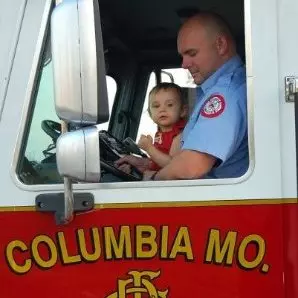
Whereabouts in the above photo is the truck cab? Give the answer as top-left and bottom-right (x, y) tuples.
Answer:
(0, 0), (298, 297)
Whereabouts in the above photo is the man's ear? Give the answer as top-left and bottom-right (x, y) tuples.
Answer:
(215, 35), (228, 56)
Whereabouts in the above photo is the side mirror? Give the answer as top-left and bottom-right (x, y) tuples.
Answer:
(51, 0), (109, 125)
(56, 126), (101, 182)
(49, 0), (107, 224)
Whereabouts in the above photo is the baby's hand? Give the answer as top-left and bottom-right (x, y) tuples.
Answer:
(138, 135), (153, 151)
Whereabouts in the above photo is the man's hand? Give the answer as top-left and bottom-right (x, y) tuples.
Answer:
(138, 135), (153, 152)
(114, 155), (151, 173)
(117, 163), (132, 174)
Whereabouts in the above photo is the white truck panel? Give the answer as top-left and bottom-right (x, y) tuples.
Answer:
(277, 0), (298, 197)
(0, 0), (51, 206)
(0, 0), (26, 119)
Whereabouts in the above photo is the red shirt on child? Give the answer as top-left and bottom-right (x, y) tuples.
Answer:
(149, 119), (186, 171)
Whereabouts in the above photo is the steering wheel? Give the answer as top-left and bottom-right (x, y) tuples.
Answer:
(98, 131), (144, 181)
(41, 120), (61, 142)
(40, 123), (143, 181)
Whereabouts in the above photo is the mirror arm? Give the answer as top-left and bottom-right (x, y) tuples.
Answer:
(62, 176), (74, 224)
(61, 121), (75, 224)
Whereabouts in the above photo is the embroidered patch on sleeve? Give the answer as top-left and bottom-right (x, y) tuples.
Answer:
(200, 94), (226, 118)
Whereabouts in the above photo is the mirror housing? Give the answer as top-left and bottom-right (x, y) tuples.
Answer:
(51, 0), (109, 125)
(56, 126), (101, 182)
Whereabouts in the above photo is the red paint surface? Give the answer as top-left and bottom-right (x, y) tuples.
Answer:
(0, 203), (297, 298)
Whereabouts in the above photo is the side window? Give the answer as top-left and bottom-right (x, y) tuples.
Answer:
(137, 68), (196, 141)
(98, 76), (117, 131)
(136, 72), (157, 141)
(17, 38), (117, 185)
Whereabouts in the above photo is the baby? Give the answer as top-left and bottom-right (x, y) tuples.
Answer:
(138, 82), (188, 171)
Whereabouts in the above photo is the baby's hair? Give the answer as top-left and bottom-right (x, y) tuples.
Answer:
(148, 82), (187, 115)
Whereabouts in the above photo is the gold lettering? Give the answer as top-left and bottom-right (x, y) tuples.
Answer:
(169, 227), (194, 260)
(238, 234), (265, 269)
(160, 226), (169, 258)
(6, 240), (31, 274)
(57, 232), (81, 264)
(205, 229), (237, 265)
(77, 228), (101, 262)
(104, 226), (132, 259)
(136, 225), (157, 258)
(31, 235), (57, 269)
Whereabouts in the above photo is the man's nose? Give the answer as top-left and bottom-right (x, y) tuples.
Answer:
(181, 57), (190, 69)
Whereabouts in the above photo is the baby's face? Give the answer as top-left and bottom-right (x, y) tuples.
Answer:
(149, 89), (183, 132)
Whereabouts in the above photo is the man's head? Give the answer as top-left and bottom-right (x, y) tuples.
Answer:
(177, 12), (236, 85)
(148, 83), (187, 132)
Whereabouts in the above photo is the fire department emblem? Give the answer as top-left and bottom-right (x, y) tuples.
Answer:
(201, 94), (225, 118)
(106, 270), (168, 298)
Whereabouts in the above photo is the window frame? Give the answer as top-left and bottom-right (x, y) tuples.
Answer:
(12, 0), (255, 192)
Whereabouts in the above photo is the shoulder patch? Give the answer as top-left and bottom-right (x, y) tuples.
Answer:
(200, 94), (225, 118)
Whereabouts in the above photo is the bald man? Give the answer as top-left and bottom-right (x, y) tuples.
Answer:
(116, 12), (248, 180)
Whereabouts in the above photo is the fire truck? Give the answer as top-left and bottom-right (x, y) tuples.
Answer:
(1, 0), (298, 297)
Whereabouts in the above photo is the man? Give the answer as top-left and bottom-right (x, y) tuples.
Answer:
(115, 12), (248, 180)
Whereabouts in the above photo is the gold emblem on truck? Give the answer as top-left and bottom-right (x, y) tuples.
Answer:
(106, 270), (168, 298)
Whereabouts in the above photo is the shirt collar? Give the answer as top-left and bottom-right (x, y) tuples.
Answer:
(199, 55), (243, 94)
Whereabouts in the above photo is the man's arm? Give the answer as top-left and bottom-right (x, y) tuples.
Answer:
(154, 150), (216, 180)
